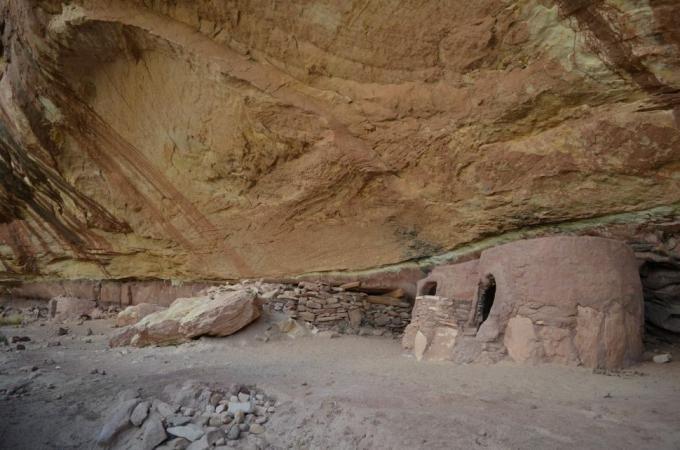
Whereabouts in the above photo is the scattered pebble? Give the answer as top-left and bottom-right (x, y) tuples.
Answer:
(229, 401), (253, 415)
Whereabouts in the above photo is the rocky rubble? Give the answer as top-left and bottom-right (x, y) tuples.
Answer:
(1, 297), (117, 331)
(0, 303), (48, 325)
(96, 382), (276, 449)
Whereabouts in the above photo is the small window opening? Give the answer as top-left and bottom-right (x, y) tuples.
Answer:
(421, 281), (438, 296)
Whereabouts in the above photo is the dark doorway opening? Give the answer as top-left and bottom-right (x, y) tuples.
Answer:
(421, 281), (438, 296)
(475, 275), (496, 327)
(639, 261), (680, 344)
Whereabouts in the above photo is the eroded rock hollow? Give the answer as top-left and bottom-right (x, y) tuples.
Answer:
(0, 0), (679, 285)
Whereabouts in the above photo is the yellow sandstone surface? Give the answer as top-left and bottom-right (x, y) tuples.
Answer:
(0, 0), (678, 281)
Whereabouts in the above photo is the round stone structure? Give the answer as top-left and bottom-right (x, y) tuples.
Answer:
(406, 236), (644, 369)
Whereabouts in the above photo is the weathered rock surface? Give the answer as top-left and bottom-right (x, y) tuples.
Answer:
(0, 1), (679, 283)
(116, 303), (167, 327)
(110, 289), (260, 347)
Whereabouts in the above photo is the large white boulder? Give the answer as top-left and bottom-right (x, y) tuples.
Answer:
(110, 289), (260, 347)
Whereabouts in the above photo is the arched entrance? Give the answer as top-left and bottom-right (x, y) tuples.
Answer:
(419, 281), (438, 296)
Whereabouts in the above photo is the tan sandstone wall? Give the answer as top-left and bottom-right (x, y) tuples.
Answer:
(0, 1), (679, 283)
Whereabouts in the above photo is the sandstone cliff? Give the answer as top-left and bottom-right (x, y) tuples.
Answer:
(0, 0), (679, 282)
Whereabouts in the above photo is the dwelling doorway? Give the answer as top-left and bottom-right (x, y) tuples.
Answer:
(475, 274), (496, 328)
(420, 281), (438, 296)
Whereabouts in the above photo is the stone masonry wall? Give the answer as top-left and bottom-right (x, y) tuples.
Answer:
(264, 282), (412, 337)
(402, 295), (475, 361)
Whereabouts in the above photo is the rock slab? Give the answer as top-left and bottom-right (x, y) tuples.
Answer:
(95, 398), (140, 446)
(110, 289), (260, 347)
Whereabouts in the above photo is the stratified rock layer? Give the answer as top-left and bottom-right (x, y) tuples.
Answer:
(0, 1), (679, 281)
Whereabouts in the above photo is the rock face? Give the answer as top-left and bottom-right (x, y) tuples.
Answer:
(404, 237), (644, 369)
(110, 289), (260, 347)
(0, 1), (679, 283)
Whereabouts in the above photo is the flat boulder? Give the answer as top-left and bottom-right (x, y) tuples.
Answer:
(110, 289), (260, 347)
(116, 303), (167, 327)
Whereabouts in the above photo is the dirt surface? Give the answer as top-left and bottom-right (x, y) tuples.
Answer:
(1, 317), (679, 450)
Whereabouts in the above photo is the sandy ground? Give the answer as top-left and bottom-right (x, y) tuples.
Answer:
(1, 316), (679, 450)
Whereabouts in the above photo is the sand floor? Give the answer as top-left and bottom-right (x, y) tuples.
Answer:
(1, 317), (679, 449)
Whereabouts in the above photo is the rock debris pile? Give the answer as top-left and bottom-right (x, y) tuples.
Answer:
(0, 303), (48, 325)
(96, 381), (276, 449)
